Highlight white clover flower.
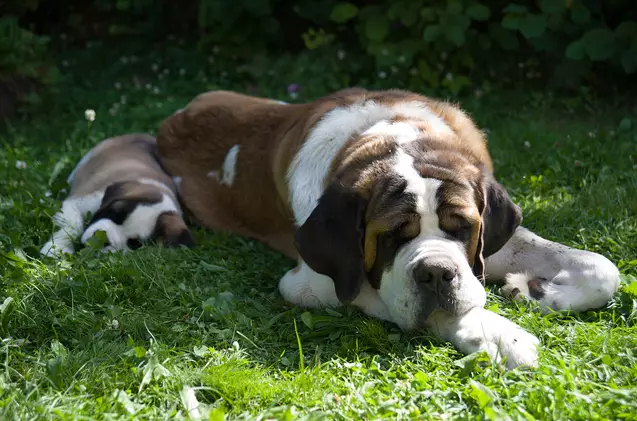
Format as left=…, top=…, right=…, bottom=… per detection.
left=145, top=83, right=152, bottom=90
left=114, top=82, right=122, bottom=90
left=232, top=341, right=240, bottom=351
left=378, top=71, right=387, bottom=79
left=15, top=160, right=27, bottom=169
left=111, top=319, right=119, bottom=329
left=398, top=55, right=406, bottom=63
left=151, top=63, right=159, bottom=72
left=524, top=141, right=531, bottom=148
left=120, top=95, right=127, bottom=104
left=152, top=86, right=160, bottom=94
left=179, top=68, right=186, bottom=76
left=445, top=73, right=453, bottom=81
left=85, top=109, right=96, bottom=122
left=337, top=50, right=345, bottom=60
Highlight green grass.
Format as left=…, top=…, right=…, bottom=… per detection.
left=1, top=41, right=637, bottom=420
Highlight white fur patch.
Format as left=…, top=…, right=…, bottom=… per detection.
left=220, top=145, right=240, bottom=186
left=287, top=100, right=452, bottom=226
left=207, top=145, right=240, bottom=187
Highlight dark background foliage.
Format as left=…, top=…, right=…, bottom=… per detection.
left=1, top=0, right=637, bottom=116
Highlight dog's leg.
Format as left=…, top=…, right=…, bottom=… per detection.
left=81, top=218, right=128, bottom=251
left=278, top=260, right=392, bottom=321
left=426, top=307, right=539, bottom=370
left=40, top=198, right=86, bottom=257
left=40, top=192, right=107, bottom=258
left=485, top=227, right=621, bottom=312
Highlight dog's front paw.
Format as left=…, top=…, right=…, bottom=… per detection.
left=482, top=318, right=540, bottom=370
left=429, top=308, right=540, bottom=370
left=81, top=219, right=126, bottom=250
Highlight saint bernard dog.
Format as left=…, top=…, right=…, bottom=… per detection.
left=40, top=133, right=194, bottom=257
left=138, top=88, right=619, bottom=369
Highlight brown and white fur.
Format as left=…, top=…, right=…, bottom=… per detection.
left=157, top=89, right=620, bottom=369
left=40, top=133, right=194, bottom=257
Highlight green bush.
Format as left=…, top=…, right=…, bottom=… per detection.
left=3, top=0, right=637, bottom=96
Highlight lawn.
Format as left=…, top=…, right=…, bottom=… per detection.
left=1, top=41, right=637, bottom=420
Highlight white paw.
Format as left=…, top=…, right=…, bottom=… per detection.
left=81, top=219, right=126, bottom=250
left=40, top=240, right=74, bottom=258
left=101, top=245, right=130, bottom=254
left=429, top=308, right=540, bottom=370
left=483, top=320, right=540, bottom=370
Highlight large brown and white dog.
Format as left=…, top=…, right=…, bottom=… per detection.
left=157, top=88, right=620, bottom=369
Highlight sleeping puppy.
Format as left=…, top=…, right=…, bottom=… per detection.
left=156, top=88, right=620, bottom=370
left=40, top=133, right=194, bottom=257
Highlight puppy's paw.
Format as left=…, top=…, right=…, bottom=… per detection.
left=40, top=240, right=74, bottom=258
left=81, top=219, right=126, bottom=250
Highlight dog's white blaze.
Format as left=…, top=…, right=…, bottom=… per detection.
left=122, top=193, right=179, bottom=241
left=288, top=100, right=452, bottom=226
left=361, top=120, right=421, bottom=144
left=220, top=144, right=240, bottom=186
left=393, top=150, right=442, bottom=234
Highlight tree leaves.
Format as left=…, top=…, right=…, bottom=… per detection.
left=365, top=13, right=390, bottom=41
left=330, top=3, right=358, bottom=24
left=581, top=28, right=616, bottom=61
left=467, top=4, right=490, bottom=21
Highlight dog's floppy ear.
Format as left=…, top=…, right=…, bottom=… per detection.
left=295, top=182, right=367, bottom=304
left=471, top=174, right=522, bottom=280
left=154, top=211, right=195, bottom=248
left=472, top=174, right=522, bottom=280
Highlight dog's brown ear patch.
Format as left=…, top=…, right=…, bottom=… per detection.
left=153, top=211, right=195, bottom=248
left=295, top=182, right=367, bottom=304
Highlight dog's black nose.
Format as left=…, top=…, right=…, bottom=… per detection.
left=413, top=263, right=457, bottom=289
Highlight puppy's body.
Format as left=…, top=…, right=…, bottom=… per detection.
left=157, top=89, right=620, bottom=369
left=41, top=134, right=193, bottom=257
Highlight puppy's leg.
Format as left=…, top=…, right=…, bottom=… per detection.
left=426, top=308, right=540, bottom=370
left=40, top=198, right=86, bottom=257
left=485, top=227, right=621, bottom=312
left=81, top=218, right=128, bottom=251
left=279, top=260, right=392, bottom=322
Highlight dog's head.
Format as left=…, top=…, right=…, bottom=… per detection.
left=295, top=144, right=521, bottom=331
left=89, top=180, right=195, bottom=250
